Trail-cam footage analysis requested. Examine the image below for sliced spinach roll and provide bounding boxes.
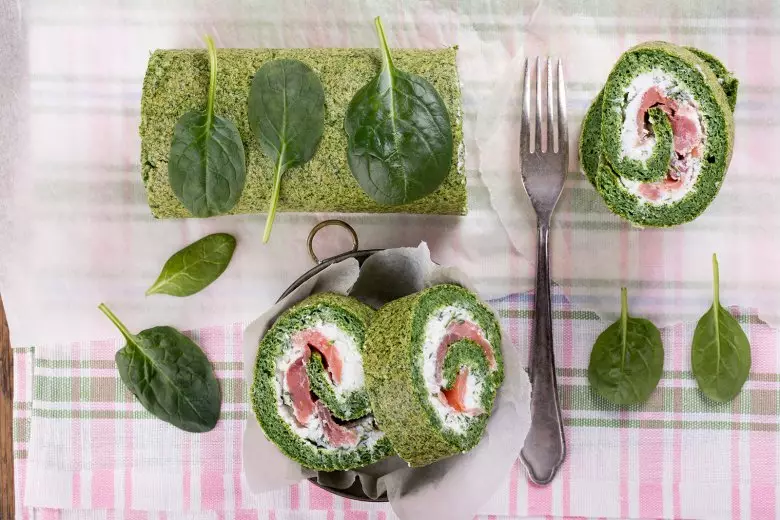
[363,284,504,467]
[251,293,393,471]
[579,42,737,227]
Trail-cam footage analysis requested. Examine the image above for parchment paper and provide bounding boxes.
[241,243,531,520]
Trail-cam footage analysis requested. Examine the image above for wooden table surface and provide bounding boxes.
[1,295,14,519]
[0,0,21,514]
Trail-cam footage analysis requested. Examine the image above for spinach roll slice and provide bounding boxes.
[251,293,393,471]
[363,284,504,467]
[579,42,737,227]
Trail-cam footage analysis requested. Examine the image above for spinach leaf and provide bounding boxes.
[248,59,325,243]
[168,35,246,218]
[344,17,453,205]
[691,254,751,403]
[146,233,236,297]
[588,287,664,405]
[99,304,221,432]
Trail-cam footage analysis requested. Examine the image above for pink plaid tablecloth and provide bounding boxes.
[13,291,780,519]
[7,0,780,519]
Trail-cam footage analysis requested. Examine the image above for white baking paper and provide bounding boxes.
[241,244,531,520]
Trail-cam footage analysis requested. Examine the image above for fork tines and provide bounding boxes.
[522,57,567,155]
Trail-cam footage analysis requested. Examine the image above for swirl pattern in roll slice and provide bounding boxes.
[579,42,737,227]
[363,284,504,467]
[251,293,393,471]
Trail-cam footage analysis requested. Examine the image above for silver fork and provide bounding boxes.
[519,57,567,486]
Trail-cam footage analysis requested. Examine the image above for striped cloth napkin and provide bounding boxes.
[8,0,780,519]
[14,291,780,519]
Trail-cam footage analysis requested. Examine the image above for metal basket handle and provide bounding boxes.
[306,219,359,264]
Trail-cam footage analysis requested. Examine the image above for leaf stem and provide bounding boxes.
[620,287,628,326]
[98,303,134,341]
[620,287,628,370]
[263,149,286,243]
[204,35,217,129]
[712,253,721,346]
[712,253,720,309]
[374,17,394,71]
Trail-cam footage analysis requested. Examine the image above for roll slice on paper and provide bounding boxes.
[363,284,504,467]
[250,293,393,471]
[579,42,737,227]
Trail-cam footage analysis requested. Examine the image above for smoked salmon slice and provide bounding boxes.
[433,320,494,414]
[435,320,495,386]
[286,355,316,425]
[442,368,469,412]
[636,85,701,156]
[631,85,704,201]
[316,401,359,448]
[292,330,343,384]
[285,330,359,448]
[441,368,485,415]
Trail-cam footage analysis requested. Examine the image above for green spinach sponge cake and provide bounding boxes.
[363,284,504,467]
[250,293,393,471]
[579,42,737,227]
[140,48,466,218]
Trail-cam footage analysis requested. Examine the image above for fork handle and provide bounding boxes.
[520,219,566,485]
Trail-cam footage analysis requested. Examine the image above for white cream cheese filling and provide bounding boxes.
[420,305,489,434]
[621,158,703,205]
[619,71,674,161]
[273,321,380,450]
[616,70,707,205]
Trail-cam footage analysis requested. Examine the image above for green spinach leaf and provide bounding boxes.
[691,254,751,403]
[248,59,325,243]
[168,35,246,218]
[344,17,453,205]
[146,233,236,297]
[99,304,221,432]
[588,287,664,405]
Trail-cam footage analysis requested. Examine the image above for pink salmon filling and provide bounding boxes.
[283,329,359,448]
[434,321,495,414]
[634,86,703,202]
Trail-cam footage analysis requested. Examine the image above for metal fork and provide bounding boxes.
[519,57,567,486]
